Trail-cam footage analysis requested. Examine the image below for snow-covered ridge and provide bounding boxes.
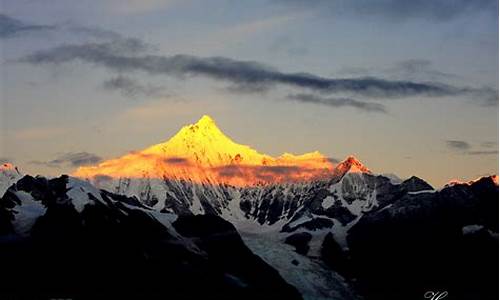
[445,174,499,188]
[0,162,22,196]
[2,175,182,240]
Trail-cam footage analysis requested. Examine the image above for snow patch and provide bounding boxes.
[462,224,484,235]
[11,191,46,236]
[241,232,360,300]
[321,196,335,209]
[67,178,105,212]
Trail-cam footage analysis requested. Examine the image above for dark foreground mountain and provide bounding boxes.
[345,175,499,300]
[0,175,301,300]
[0,164,497,300]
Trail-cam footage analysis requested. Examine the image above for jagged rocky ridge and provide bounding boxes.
[92,157,418,246]
[346,175,499,300]
[0,161,497,300]
[0,175,301,300]
[84,160,498,300]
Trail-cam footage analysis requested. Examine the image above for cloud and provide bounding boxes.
[278,0,497,22]
[0,14,152,56]
[288,93,387,113]
[338,59,462,87]
[93,174,113,185]
[214,165,304,181]
[163,157,191,165]
[327,157,340,164]
[102,75,167,98]
[481,141,497,149]
[466,150,499,155]
[19,40,497,104]
[446,140,499,155]
[30,152,102,168]
[446,140,471,150]
[391,59,456,79]
[67,25,124,40]
[0,14,55,38]
[0,157,13,164]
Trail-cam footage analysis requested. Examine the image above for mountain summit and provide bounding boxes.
[74,115,335,185]
[333,155,371,177]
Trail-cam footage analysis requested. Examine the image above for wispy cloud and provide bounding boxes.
[288,93,387,113]
[214,165,307,182]
[163,157,190,165]
[466,150,498,155]
[66,25,124,40]
[0,157,13,164]
[7,14,496,106]
[0,14,55,38]
[446,140,498,155]
[278,0,497,22]
[481,141,497,149]
[446,140,471,150]
[19,39,497,104]
[102,75,167,98]
[339,59,459,82]
[30,152,102,168]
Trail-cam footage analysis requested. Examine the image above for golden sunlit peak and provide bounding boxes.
[74,115,336,186]
[335,155,371,174]
[188,115,219,132]
[172,114,226,141]
[196,114,216,126]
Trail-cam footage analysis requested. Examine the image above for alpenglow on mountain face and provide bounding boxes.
[74,115,339,186]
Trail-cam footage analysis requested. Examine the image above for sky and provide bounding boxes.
[0,0,498,187]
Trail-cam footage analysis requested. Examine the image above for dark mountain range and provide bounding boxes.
[0,175,301,300]
[0,164,497,300]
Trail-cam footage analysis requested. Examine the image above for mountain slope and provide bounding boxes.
[0,174,301,299]
[74,115,334,185]
[346,175,498,300]
[75,154,428,299]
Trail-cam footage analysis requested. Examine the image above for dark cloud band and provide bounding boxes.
[466,150,498,155]
[102,75,166,98]
[19,40,497,104]
[446,140,471,150]
[0,14,55,38]
[288,93,387,113]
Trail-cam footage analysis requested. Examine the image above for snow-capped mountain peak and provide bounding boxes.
[192,114,217,129]
[333,155,371,178]
[74,115,334,186]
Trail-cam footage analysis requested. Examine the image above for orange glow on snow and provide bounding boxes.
[73,115,336,186]
[446,174,499,187]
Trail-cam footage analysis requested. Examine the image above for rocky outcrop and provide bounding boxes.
[284,232,312,255]
[400,175,434,192]
[321,232,350,277]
